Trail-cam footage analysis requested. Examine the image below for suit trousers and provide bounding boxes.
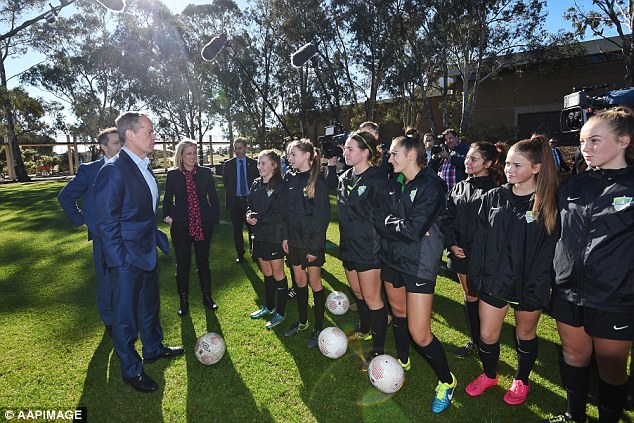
[170,220,214,292]
[92,236,113,326]
[110,263,164,379]
[230,196,252,257]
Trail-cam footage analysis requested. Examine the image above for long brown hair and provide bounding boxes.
[510,135,559,234]
[470,141,507,186]
[288,139,321,199]
[258,149,283,189]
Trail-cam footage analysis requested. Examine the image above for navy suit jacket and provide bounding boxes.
[93,150,169,271]
[162,166,220,224]
[58,158,104,240]
[222,156,258,210]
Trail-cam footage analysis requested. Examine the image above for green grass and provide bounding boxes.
[0,179,631,423]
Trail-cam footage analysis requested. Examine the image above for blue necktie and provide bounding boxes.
[239,159,247,196]
[552,148,560,170]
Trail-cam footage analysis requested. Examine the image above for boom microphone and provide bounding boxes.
[201,33,229,62]
[291,42,318,68]
[95,0,127,12]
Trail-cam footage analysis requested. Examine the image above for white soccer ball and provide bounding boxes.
[368,354,405,394]
[194,332,226,365]
[326,291,350,315]
[318,327,348,359]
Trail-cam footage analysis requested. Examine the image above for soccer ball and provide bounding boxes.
[318,327,348,359]
[368,354,405,394]
[194,332,226,365]
[326,291,350,315]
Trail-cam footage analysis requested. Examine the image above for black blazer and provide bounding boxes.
[222,156,258,210]
[162,165,220,224]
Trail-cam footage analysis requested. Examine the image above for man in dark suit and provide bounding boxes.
[58,127,122,337]
[549,137,571,173]
[94,111,182,393]
[222,137,258,263]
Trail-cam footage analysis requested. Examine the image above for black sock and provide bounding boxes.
[560,360,589,422]
[313,289,326,331]
[356,299,371,333]
[264,275,276,310]
[369,307,388,355]
[465,300,480,343]
[286,257,297,289]
[275,277,288,316]
[392,316,410,363]
[515,337,538,384]
[477,339,500,379]
[412,335,452,384]
[297,285,309,324]
[598,378,629,423]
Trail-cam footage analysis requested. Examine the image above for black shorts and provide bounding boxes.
[343,260,381,273]
[252,240,284,261]
[447,254,468,275]
[550,294,634,340]
[480,292,532,312]
[381,267,435,294]
[287,246,325,269]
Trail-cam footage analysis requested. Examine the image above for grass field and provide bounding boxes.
[0,178,632,423]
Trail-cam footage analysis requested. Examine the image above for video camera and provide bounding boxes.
[561,85,634,132]
[431,135,447,157]
[318,125,347,159]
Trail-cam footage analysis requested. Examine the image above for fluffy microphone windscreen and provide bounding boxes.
[201,33,229,62]
[291,43,317,68]
[95,0,126,12]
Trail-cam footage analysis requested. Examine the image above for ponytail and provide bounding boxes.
[510,135,559,234]
[471,141,508,186]
[289,138,320,199]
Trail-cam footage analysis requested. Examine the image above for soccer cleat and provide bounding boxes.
[250,306,274,319]
[265,313,285,330]
[431,373,457,413]
[359,351,381,372]
[503,379,530,405]
[465,372,498,397]
[454,341,477,358]
[283,321,309,337]
[398,357,411,371]
[352,331,372,341]
[306,328,321,349]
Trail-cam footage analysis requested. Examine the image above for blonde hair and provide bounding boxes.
[173,139,197,170]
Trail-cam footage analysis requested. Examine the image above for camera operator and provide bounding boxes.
[436,129,469,192]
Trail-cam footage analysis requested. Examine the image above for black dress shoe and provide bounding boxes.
[123,371,158,393]
[144,346,185,364]
[105,325,112,337]
[203,296,219,311]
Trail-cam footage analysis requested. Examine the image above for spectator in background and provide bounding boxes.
[437,129,470,192]
[549,137,571,173]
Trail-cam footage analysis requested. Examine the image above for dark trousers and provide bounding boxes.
[229,197,251,257]
[92,236,113,326]
[110,263,164,379]
[170,220,214,294]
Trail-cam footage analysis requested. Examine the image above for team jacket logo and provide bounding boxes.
[267,189,274,197]
[357,185,366,196]
[525,211,534,223]
[409,188,417,203]
[613,196,632,212]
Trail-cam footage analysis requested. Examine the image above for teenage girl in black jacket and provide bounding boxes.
[466,135,559,406]
[336,130,394,367]
[547,107,634,423]
[282,139,331,349]
[445,142,506,358]
[246,150,288,330]
[376,132,456,414]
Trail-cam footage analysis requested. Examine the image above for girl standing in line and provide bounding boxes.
[282,139,331,349]
[466,135,559,406]
[445,142,507,358]
[376,132,456,413]
[546,107,634,423]
[336,130,399,368]
[246,149,288,330]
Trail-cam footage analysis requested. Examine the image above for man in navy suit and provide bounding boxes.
[58,127,122,336]
[94,111,182,393]
[222,138,258,263]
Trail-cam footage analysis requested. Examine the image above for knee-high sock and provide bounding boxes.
[560,360,589,422]
[412,335,452,384]
[598,379,629,423]
[465,300,480,343]
[356,299,371,333]
[313,288,326,331]
[392,316,410,363]
[297,285,309,324]
[275,277,288,316]
[515,337,538,384]
[477,339,500,379]
[369,307,388,355]
[264,275,276,310]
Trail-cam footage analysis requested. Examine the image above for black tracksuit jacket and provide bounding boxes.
[247,177,287,245]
